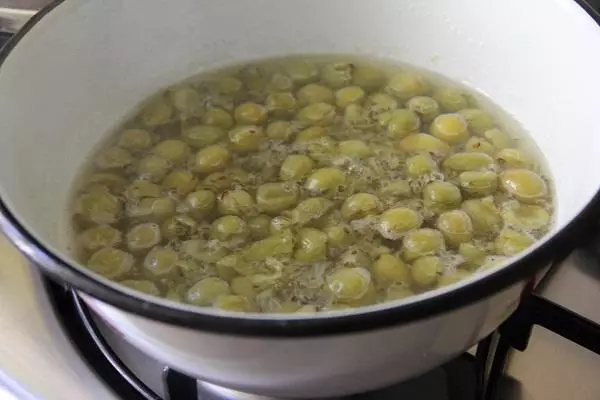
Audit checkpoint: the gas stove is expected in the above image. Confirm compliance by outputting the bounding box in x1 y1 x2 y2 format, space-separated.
2 2 600 400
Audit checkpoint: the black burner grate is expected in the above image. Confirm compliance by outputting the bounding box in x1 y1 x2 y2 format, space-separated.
44 277 487 400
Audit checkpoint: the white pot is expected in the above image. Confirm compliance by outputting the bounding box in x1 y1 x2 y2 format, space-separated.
0 0 599 397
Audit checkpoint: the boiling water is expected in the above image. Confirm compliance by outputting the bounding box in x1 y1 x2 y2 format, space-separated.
67 55 554 314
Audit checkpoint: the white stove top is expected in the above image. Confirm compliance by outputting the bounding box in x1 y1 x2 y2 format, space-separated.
0 235 117 400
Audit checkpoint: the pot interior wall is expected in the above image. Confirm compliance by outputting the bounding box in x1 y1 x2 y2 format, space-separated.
0 0 599 280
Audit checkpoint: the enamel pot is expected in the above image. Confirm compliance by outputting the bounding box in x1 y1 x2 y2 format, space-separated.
0 0 599 397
